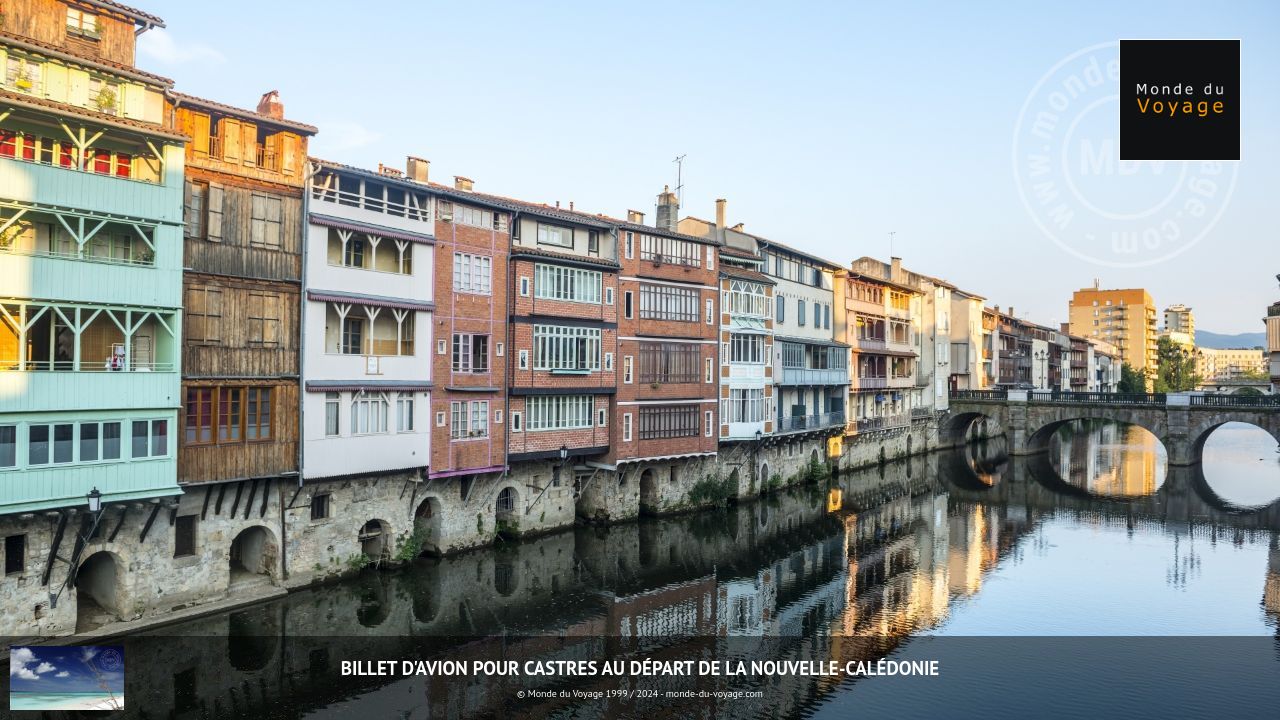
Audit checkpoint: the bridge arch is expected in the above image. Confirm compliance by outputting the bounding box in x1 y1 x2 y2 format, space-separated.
1187 417 1280 467
941 410 1005 446
1021 406 1171 457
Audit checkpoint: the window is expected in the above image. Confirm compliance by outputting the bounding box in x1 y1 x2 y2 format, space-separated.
4 535 24 574
518 349 529 370
0 426 15 468
776 295 786 323
351 393 389 434
510 412 523 432
623 355 633 383
706 298 715 325
186 287 222 344
102 422 121 460
217 387 243 442
247 293 281 347
624 291 633 319
588 230 599 254
640 284 698 322
450 401 489 438
454 205 494 229
604 352 614 371
453 253 492 294
185 180 207 239
250 194 283 248
342 237 366 268
798 300 806 326
723 389 768 423
435 411 445 427
246 388 272 440
705 410 714 436
639 405 700 439
519 277 530 297
310 493 330 520
340 316 364 355
624 232 634 259
622 413 633 441
705 357 714 383
706 245 715 271
533 326 600 371
396 393 414 432
723 280 768 316
174 515 196 558
325 393 340 436
493 409 502 424
537 224 571 248
639 342 700 383
605 287 614 305
28 425 49 465
66 8 99 38
452 334 490 373
185 388 214 445
535 264 602 303
729 334 765 364
640 233 700 267
129 419 168 458
597 408 607 427
527 395 593 431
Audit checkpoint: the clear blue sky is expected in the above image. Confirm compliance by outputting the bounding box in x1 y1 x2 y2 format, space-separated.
138 1 1280 333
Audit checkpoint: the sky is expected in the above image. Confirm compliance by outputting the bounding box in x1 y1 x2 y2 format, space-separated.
8 646 124 694
135 1 1280 333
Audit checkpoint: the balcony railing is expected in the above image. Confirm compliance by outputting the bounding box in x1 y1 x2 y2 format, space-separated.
779 366 849 385
847 414 910 434
777 412 845 433
950 389 1008 401
1 360 176 373
1190 394 1280 408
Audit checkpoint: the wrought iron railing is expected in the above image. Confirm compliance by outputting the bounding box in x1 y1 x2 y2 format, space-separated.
1190 394 1280 408
778 412 845 433
950 389 1007 400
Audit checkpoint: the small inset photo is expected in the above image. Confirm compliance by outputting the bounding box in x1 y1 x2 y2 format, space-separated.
9 645 124 712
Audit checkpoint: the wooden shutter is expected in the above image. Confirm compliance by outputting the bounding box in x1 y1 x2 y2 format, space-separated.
220 118 241 162
280 133 298 176
191 112 211 155
241 123 258 166
249 193 265 246
207 183 224 241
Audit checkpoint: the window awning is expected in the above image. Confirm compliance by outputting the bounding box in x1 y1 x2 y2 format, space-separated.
730 317 769 334
309 213 435 245
306 289 435 313
852 348 918 359
306 380 431 393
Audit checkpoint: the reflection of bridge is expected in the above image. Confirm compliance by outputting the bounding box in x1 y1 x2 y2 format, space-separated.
946 390 1280 466
941 444 1280 532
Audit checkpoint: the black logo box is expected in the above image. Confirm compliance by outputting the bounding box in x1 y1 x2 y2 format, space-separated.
1120 39 1240 160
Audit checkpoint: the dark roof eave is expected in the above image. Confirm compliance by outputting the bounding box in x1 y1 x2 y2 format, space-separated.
0 89 187 142
84 0 166 28
309 158 513 213
0 29 174 87
169 91 318 134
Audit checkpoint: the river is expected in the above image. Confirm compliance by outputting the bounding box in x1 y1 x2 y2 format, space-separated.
96 421 1280 718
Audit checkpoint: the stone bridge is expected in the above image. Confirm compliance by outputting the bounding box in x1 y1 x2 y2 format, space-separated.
943 390 1280 466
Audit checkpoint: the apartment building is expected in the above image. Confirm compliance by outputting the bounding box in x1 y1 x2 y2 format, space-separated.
835 265 922 432
171 90 315 597
1267 289 1280 393
1163 304 1195 345
0 0 185 634
1068 284 1158 375
948 288 987 391
1196 347 1266 381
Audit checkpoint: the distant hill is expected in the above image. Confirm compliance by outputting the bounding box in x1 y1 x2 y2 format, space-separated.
1196 330 1266 349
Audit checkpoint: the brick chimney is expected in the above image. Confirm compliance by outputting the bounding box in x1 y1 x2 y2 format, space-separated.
256 90 284 120
454 176 473 191
656 185 679 233
627 209 645 224
715 198 727 228
406 156 429 183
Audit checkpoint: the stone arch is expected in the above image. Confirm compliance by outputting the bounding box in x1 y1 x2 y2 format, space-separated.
1022 408 1169 457
639 468 659 515
227 606 279 671
75 550 127 632
494 555 519 597
941 411 1002 445
1187 416 1280 467
359 519 392 563
759 461 771 487
494 485 520 539
355 575 390 628
414 496 443 555
229 524 278 586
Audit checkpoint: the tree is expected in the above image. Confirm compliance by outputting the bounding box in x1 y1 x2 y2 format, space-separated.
1152 336 1201 393
1117 362 1146 393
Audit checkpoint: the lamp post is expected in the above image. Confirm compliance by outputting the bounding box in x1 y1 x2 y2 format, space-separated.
1034 350 1048 390
49 488 105 610
555 445 569 487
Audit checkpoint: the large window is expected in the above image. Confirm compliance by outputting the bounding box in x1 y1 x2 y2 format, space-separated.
455 205 507 231
132 419 169 458
533 326 600 372
639 284 698 323
247 293 281 347
723 280 767 316
351 392 389 435
0 426 14 468
186 386 272 445
452 334 490 373
450 400 489 439
526 395 594 431
723 389 768 423
535 264 602 303
640 233 700 267
728 334 765 364
453 253 492 294
638 405 700 440
186 287 222 344
66 8 100 38
856 314 885 342
782 342 805 368
536 224 572 248
249 194 283 248
638 343 700 384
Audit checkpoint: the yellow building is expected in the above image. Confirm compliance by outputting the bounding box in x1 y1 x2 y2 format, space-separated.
1068 284 1158 374
1197 347 1266 381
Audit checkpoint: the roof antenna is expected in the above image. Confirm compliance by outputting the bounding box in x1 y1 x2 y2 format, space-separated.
673 154 686 207
888 231 896 257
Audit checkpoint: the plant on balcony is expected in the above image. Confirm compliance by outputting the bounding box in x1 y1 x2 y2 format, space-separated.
94 87 117 113
14 70 33 90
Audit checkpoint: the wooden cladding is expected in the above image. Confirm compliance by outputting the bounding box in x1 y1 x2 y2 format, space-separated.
178 381 298 484
4 0 141 67
177 107 306 186
182 279 299 377
183 178 303 281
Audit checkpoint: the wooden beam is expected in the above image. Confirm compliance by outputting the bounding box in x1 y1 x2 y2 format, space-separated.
408 483 418 517
201 485 213 520
66 514 91 587
168 505 177 526
107 506 129 543
229 481 244 518
243 479 259 520
259 479 270 518
286 484 303 510
138 503 160 543
215 483 227 515
41 511 68 586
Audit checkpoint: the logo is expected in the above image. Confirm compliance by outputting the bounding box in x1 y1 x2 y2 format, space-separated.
1120 40 1240 160
1013 42 1238 268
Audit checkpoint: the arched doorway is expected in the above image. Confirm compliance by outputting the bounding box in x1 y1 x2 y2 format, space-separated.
639 469 658 515
759 462 770 488
359 520 390 564
75 552 123 632
229 526 277 587
495 487 518 539
414 497 443 556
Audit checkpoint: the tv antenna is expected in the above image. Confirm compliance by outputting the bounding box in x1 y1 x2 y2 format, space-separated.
888 231 896 257
673 154 686 206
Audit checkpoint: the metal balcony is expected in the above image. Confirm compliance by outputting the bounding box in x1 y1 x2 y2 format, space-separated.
776 412 846 433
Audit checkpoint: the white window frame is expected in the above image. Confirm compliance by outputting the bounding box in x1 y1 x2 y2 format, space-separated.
453 252 492 294
623 355 633 383
526 395 594 431
705 410 714 436
396 393 414 432
705 357 714 383
450 400 489 439
351 392 390 435
533 325 601 372
518 349 529 370
511 411 523 432
622 413 633 442
534 264 602 304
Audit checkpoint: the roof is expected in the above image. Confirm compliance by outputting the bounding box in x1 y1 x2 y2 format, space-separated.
309 213 434 245
0 29 173 87
613 219 721 246
309 158 513 213
720 265 775 285
169 92 318 134
305 289 435 313
719 245 759 260
83 0 166 28
754 236 843 271
305 380 431 393
841 270 922 296
510 245 619 270
437 185 615 229
0 88 187 142
773 335 851 349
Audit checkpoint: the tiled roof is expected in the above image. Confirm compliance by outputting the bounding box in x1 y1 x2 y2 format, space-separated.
754 236 843 270
170 92 318 134
431 183 615 229
612 219 722 246
0 88 187 141
305 380 431 393
509 245 619 269
719 245 759 259
305 289 435 313
0 29 173 86
720 265 775 284
309 158 513 213
84 0 166 27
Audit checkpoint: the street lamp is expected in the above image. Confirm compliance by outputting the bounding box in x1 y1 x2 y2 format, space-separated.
87 487 102 514
558 445 569 463
49 488 105 610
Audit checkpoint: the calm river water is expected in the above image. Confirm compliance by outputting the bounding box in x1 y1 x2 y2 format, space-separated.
110 421 1280 719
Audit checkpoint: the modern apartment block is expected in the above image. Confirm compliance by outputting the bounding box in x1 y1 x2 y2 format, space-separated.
0 0 185 633
171 90 315 596
1068 284 1158 375
1196 347 1266 381
1163 304 1195 345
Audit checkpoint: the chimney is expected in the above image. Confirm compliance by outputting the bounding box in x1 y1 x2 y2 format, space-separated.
1093 278 1101 290
715 198 727 228
1009 306 1015 318
656 185 679 233
569 201 574 211
454 176 473 191
406 156 430 183
890 256 902 283
730 223 744 232
627 209 645 224
256 90 284 120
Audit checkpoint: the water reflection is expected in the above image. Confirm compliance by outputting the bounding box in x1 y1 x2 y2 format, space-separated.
102 425 1280 719
1202 422 1280 508
1049 419 1167 497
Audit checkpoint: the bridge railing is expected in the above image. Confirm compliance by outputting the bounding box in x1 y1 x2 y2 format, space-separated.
950 389 1007 401
1189 394 1280 408
1027 390 1167 405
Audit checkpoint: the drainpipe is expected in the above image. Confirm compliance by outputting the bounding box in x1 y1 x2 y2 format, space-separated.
503 211 518 492
284 161 318 581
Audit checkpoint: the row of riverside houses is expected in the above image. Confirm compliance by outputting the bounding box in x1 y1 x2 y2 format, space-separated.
0 0 1120 637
